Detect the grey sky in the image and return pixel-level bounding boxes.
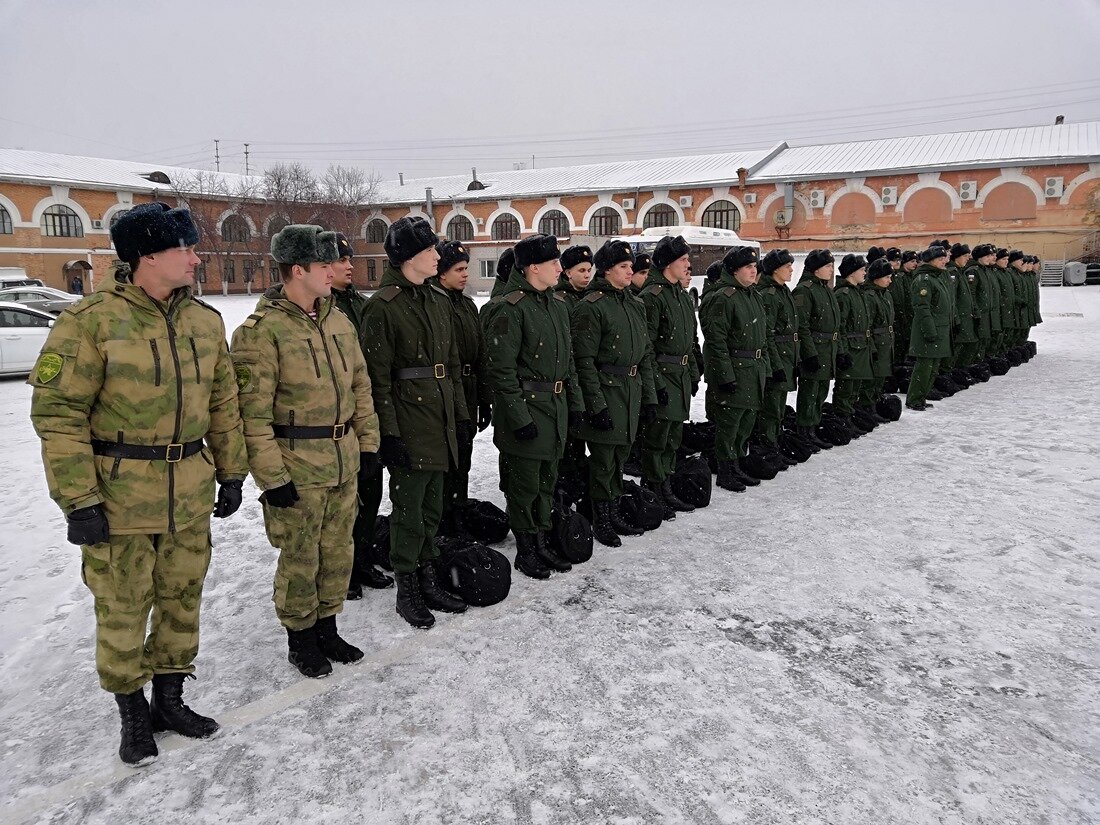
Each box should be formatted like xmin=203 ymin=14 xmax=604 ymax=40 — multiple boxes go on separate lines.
xmin=2 ymin=0 xmax=1098 ymax=182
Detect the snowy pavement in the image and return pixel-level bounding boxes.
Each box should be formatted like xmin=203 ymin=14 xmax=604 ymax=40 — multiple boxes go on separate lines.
xmin=1 ymin=288 xmax=1097 ymax=825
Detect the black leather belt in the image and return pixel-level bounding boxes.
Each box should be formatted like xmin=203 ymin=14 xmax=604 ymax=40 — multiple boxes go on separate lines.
xmin=812 ymin=331 xmax=838 ymax=341
xmin=92 ymin=439 xmax=204 ymax=463
xmin=845 ymin=331 xmax=870 ymax=340
xmin=872 ymin=326 xmax=893 ymax=335
xmin=732 ymin=349 xmax=763 ymax=359
xmin=272 ymin=419 xmax=354 ymax=440
xmin=774 ymin=333 xmax=799 ymax=342
xmin=394 ymin=364 xmax=449 ymax=380
xmin=598 ymin=363 xmax=638 ymax=377
xmin=655 ymin=353 xmax=691 ymax=366
xmin=521 ymin=379 xmax=564 ymax=394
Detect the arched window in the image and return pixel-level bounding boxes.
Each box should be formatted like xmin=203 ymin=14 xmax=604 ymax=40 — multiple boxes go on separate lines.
xmin=538 ymin=209 xmax=571 ymax=239
xmin=642 ymin=203 xmax=676 ymax=229
xmin=221 ymin=214 xmax=251 ymax=243
xmin=491 ymin=213 xmax=520 ymax=241
xmin=0 ymin=206 xmax=12 ymax=235
xmin=267 ymin=216 xmax=289 ymax=237
xmin=700 ymin=200 xmax=741 ymax=232
xmin=589 ymin=206 xmax=621 ymax=236
xmin=109 ymin=209 xmax=130 ymax=230
xmin=448 ymin=215 xmax=475 ymax=242
xmin=41 ymin=204 xmax=83 ymax=238
xmin=365 ymin=218 xmax=388 ymax=244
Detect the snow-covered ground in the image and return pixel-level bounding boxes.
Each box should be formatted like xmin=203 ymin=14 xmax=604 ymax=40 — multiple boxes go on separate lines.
xmin=1 ymin=288 xmax=1097 ymax=825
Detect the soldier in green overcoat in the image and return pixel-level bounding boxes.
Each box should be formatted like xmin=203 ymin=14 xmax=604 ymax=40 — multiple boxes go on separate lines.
xmin=791 ymin=249 xmax=840 ymax=449
xmin=1007 ymin=251 xmax=1030 ymax=350
xmin=553 ymin=244 xmax=593 ymax=489
xmin=701 ymin=245 xmax=772 ymax=491
xmin=484 ymin=234 xmax=583 ymax=574
xmin=330 ymin=233 xmax=393 ymax=597
xmin=638 ymin=235 xmax=699 ymax=512
xmin=890 ymin=250 xmax=919 ymax=368
xmin=628 ymin=253 xmax=651 ymax=297
xmin=905 ymin=246 xmax=954 ymax=410
xmin=966 ymin=244 xmax=999 ymax=363
xmin=859 ymin=258 xmax=897 ymax=407
xmin=752 ymin=248 xmax=799 ymax=452
xmin=992 ymin=248 xmax=1015 ymax=356
xmin=947 ymin=243 xmax=979 ymax=370
xmin=832 ymin=254 xmax=875 ymax=426
xmin=30 ymin=203 xmax=248 ymax=766
xmin=572 ymin=239 xmax=657 ymax=546
xmin=363 ymin=217 xmax=472 ymax=629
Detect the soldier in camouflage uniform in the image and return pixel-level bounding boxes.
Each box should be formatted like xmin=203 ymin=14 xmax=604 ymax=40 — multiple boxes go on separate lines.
xmin=30 ymin=202 xmax=248 ymax=766
xmin=231 ymin=225 xmax=380 ymax=679
xmin=364 ymin=217 xmax=472 ymax=629
xmin=330 ymin=233 xmax=393 ymax=597
xmin=432 ymin=240 xmax=491 ymax=539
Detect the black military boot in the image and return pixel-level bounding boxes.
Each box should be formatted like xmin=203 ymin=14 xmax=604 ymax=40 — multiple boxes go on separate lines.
xmin=660 ymin=479 xmax=695 ymax=513
xmin=535 ymin=531 xmax=573 ymax=572
xmin=514 ymin=532 xmax=553 ymax=578
xmin=927 ymin=387 xmax=945 ymax=401
xmin=394 ymin=571 xmax=436 ymax=628
xmin=610 ymin=498 xmax=645 ymax=536
xmin=800 ymin=425 xmax=832 ymax=450
xmin=716 ymin=461 xmax=746 ymax=492
xmin=114 ymin=689 xmax=158 ymax=767
xmin=591 ymin=501 xmax=622 ymax=547
xmin=643 ymin=480 xmax=676 ymax=521
xmin=149 ymin=673 xmax=220 ymax=739
xmin=731 ymin=459 xmax=760 ymax=487
xmin=859 ymin=404 xmax=889 ymax=425
xmin=418 ymin=562 xmax=469 ymax=612
xmin=348 ymin=561 xmax=394 ymax=600
xmin=314 ymin=614 xmax=365 ymax=663
xmin=286 ymin=626 xmax=333 ymax=677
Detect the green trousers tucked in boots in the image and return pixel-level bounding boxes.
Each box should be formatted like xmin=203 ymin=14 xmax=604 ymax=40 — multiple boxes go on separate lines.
xmin=441 ymin=435 xmax=473 ymax=527
xmin=906 ymin=357 xmax=940 ymax=406
xmin=953 ymin=341 xmax=979 ymax=369
xmin=388 ymin=468 xmax=444 ymax=574
xmin=588 ymin=442 xmax=630 ymax=502
xmin=756 ymin=385 xmax=787 ymax=445
xmin=832 ymin=376 xmax=872 ymax=416
xmin=640 ymin=418 xmax=683 ymax=484
xmin=81 ymin=518 xmax=212 ymax=695
xmin=714 ymin=405 xmax=757 ymax=460
xmin=858 ymin=377 xmax=885 ymax=409
xmin=796 ymin=378 xmax=830 ymax=427
xmin=500 ymin=453 xmax=559 ymax=533
xmin=351 ymin=465 xmax=383 ymax=569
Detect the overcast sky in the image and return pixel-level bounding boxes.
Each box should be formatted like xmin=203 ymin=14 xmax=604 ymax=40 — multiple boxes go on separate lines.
xmin=2 ymin=0 xmax=1098 ymax=182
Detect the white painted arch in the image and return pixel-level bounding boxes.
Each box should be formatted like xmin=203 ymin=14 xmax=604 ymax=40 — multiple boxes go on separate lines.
xmin=823 ymin=180 xmax=884 ymax=218
xmin=31 ymin=195 xmax=95 ymax=234
xmin=974 ymin=169 xmax=1045 ymax=208
xmin=215 ymin=209 xmax=258 ymax=237
xmin=757 ymin=185 xmax=814 ymax=224
xmin=636 ymin=197 xmax=686 ymax=227
xmin=1059 ymin=163 xmax=1100 ymax=206
xmin=438 ymin=207 xmax=479 ymax=238
xmin=693 ymin=193 xmax=747 ymax=228
xmin=360 ymin=213 xmax=391 ymax=240
xmin=484 ymin=205 xmax=526 ymax=238
xmin=0 ymin=192 xmax=23 ymax=226
xmin=896 ymin=174 xmax=962 ymax=213
xmin=531 ymin=202 xmax=578 ymax=234
xmin=581 ymin=199 xmax=631 ymax=233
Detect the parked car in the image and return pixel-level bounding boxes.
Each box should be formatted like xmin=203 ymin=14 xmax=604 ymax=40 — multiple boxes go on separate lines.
xmin=0 ymin=301 xmax=54 ymax=377
xmin=0 ymin=286 xmax=82 ymax=315
xmin=0 ymin=274 xmax=45 ymax=289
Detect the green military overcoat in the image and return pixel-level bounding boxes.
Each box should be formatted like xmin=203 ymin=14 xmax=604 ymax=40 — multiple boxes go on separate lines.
xmin=756 ymin=276 xmax=800 ymax=392
xmin=700 ymin=272 xmax=772 ymax=411
xmin=638 ymin=269 xmax=700 ymax=422
xmin=834 ymin=279 xmax=875 ymax=380
xmin=791 ymin=273 xmax=840 ymax=380
xmin=864 ymin=283 xmax=895 ymax=378
xmin=908 ymin=264 xmax=954 ymax=359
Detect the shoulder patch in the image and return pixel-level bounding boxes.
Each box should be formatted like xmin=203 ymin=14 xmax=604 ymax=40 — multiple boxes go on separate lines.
xmin=234 ymin=363 xmax=252 ymax=392
xmin=376 ymin=285 xmax=402 ymax=302
xmin=34 ymin=352 xmax=64 ymax=384
xmin=505 ymin=291 xmax=526 ymax=306
xmin=488 ymin=294 xmax=506 ymax=305
xmin=191 ymin=296 xmax=221 ymax=316
xmin=640 ymin=283 xmax=663 ymax=296
xmin=428 ymin=283 xmax=449 ymax=298
xmin=241 ymin=309 xmax=271 ymax=329
xmin=583 ymin=292 xmax=603 ymax=303
xmin=722 ymin=287 xmax=738 ymax=297
xmin=65 ymin=293 xmax=107 ymax=315
xmin=552 ymin=291 xmax=566 ymax=302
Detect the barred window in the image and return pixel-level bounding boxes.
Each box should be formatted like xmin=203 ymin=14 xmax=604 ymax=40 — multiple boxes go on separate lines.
xmin=589 ymin=206 xmax=621 ymax=236
xmin=194 ymin=262 xmax=207 ymax=284
xmin=244 ymin=259 xmax=257 ymax=283
xmin=491 ymin=213 xmax=520 ymax=241
xmin=0 ymin=206 xmax=12 ymax=234
xmin=701 ymin=200 xmax=741 ymax=232
xmin=365 ymin=219 xmax=387 ymax=244
xmin=224 ymin=259 xmax=236 ymax=283
xmin=538 ymin=209 xmax=570 ymax=239
xmin=220 ymin=214 xmax=250 ymax=243
xmin=448 ymin=215 xmax=475 ymax=242
xmin=367 ymin=259 xmax=377 ymax=284
xmin=41 ymin=204 xmax=83 ymax=238
xmin=642 ymin=203 xmax=676 ymax=229
xmin=109 ymin=209 xmax=129 ymax=230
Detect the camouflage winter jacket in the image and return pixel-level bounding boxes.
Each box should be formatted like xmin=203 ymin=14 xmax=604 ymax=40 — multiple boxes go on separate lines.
xmin=29 ymin=263 xmax=248 ymax=535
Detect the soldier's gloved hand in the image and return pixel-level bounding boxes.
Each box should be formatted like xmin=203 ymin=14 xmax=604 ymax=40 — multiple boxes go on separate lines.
xmin=358 ymin=452 xmax=380 ymax=484
xmin=263 ymin=481 xmax=300 ymax=509
xmin=656 ymin=387 xmax=670 ymax=407
xmin=456 ymin=420 xmax=475 ymax=449
xmin=800 ymin=355 xmax=822 ymax=374
xmin=513 ymin=422 xmax=538 ymax=441
xmin=66 ymin=504 xmax=109 ymax=546
xmin=379 ymin=435 xmax=412 ymax=469
xmin=588 ymin=409 xmax=613 ymax=430
xmin=836 ymin=353 xmax=853 ymax=371
xmin=213 ymin=480 xmax=243 ymax=519
xmin=691 ymin=380 xmax=700 ymax=397
xmin=477 ymin=404 xmax=493 ymax=432
xmin=770 ymin=368 xmax=786 ymax=384
xmin=568 ymin=410 xmax=585 ymax=431
xmin=640 ymin=404 xmax=658 ymax=425
xmin=719 ymin=381 xmax=737 ymax=394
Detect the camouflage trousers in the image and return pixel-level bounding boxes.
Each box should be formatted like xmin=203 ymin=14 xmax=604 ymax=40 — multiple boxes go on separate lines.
xmin=81 ymin=517 xmax=212 ymax=694
xmin=263 ymin=479 xmax=356 ymax=631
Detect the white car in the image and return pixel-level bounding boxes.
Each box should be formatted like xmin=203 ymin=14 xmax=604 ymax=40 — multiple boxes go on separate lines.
xmin=0 ymin=301 xmax=55 ymax=377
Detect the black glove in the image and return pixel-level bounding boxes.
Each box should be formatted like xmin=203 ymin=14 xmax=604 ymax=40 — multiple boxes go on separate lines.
xmin=456 ymin=420 xmax=474 ymax=449
xmin=719 ymin=381 xmax=737 ymax=394
xmin=263 ymin=481 xmax=299 ymax=509
xmin=691 ymin=380 xmax=700 ymax=397
xmin=568 ymin=410 xmax=585 ymax=431
xmin=514 ymin=422 xmax=538 ymax=441
xmin=588 ymin=409 xmax=613 ymax=430
xmin=656 ymin=387 xmax=670 ymax=406
xmin=769 ymin=368 xmax=786 ymax=384
xmin=379 ymin=435 xmax=412 ymax=469
xmin=477 ymin=404 xmax=492 ymax=432
xmin=836 ymin=353 xmax=853 ymax=371
xmin=800 ymin=355 xmax=822 ymax=374
xmin=358 ymin=451 xmax=380 ymax=484
xmin=640 ymin=404 xmax=658 ymax=424
xmin=213 ymin=479 xmax=243 ymax=519
xmin=67 ymin=504 xmax=109 ymax=546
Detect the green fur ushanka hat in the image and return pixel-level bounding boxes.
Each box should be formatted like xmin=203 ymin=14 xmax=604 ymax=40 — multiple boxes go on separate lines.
xmin=271 ymin=224 xmax=339 ymax=266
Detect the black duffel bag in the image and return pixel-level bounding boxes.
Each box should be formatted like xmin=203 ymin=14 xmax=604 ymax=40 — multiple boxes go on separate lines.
xmin=618 ymin=480 xmax=664 ymax=532
xmin=433 ymin=537 xmax=511 ymax=607
xmin=818 ymin=416 xmax=852 ymax=447
xmin=464 ymin=498 xmax=510 ymax=545
xmin=681 ymin=420 xmax=717 ymax=454
xmin=778 ymin=430 xmax=814 ymax=464
xmin=669 ymin=455 xmax=712 ymax=508
xmin=741 ymin=452 xmax=780 ymax=481
xmin=988 ymin=355 xmax=1010 ymax=376
xmin=550 ymin=494 xmax=593 ymax=564
xmin=371 ymin=514 xmax=392 ymax=570
xmin=893 ymin=364 xmax=913 ymax=393
xmin=875 ymin=394 xmax=903 ymax=422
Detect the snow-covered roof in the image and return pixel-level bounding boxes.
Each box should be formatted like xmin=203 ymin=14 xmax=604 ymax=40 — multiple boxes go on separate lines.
xmin=752 ymin=121 xmax=1100 ymax=182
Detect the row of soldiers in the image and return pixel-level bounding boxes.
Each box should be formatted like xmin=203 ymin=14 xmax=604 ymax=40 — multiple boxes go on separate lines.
xmin=27 ymin=202 xmax=1041 ymax=767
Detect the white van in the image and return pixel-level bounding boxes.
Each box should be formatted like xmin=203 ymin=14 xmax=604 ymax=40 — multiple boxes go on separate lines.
xmin=0 ymin=268 xmax=44 ymax=290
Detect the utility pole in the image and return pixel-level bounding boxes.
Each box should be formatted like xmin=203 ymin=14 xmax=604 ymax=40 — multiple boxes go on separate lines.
xmin=244 ymin=143 xmax=250 ymax=175
xmin=214 ymin=139 xmax=221 ymax=172
xmin=531 ymin=154 xmax=535 ymax=170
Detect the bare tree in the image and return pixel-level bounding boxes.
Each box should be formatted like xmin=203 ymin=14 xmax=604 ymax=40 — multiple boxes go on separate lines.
xmin=263 ymin=162 xmax=320 ymax=225
xmin=317 ymin=164 xmax=383 ymax=237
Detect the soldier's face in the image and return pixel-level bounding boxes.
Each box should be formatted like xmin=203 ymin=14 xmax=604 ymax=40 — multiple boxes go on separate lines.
xmin=997 ymin=259 xmax=1008 ymax=269
xmin=930 ymin=256 xmax=947 ymax=270
xmin=439 ymin=261 xmax=469 ymax=291
xmin=631 ymin=270 xmax=648 ymax=288
xmin=813 ymin=264 xmax=834 ymax=281
xmin=875 ymin=274 xmax=892 ymax=288
xmin=404 ymin=245 xmax=440 ymax=284
xmin=978 ymin=254 xmax=996 ymax=266
xmin=890 ymin=260 xmax=901 ymax=271
xmin=847 ymin=267 xmax=867 ymax=284
xmin=297 ymin=261 xmax=334 ymax=298
xmin=528 ymin=258 xmax=561 ymax=291
xmin=566 ymin=262 xmax=592 ymax=290
xmin=956 ymin=254 xmax=971 ymax=267
xmin=143 ymin=245 xmax=201 ymax=292
xmin=666 ymin=255 xmax=691 ymax=282
xmin=605 ymin=260 xmax=634 ymax=289
xmin=773 ymin=262 xmax=794 ymax=283
xmin=904 ymin=260 xmax=918 ymax=272
xmin=733 ymin=264 xmax=756 ymax=287
xmin=330 ymin=256 xmax=354 ymax=289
